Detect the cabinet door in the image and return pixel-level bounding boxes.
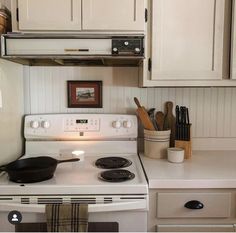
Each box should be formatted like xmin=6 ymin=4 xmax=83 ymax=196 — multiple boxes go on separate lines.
xmin=157 ymin=224 xmax=235 ymax=232
xmin=82 ymin=0 xmax=145 ymax=31
xmin=231 ymin=0 xmax=236 ymax=79
xmin=18 ymin=0 xmax=81 ymax=30
xmin=151 ymin=0 xmax=227 ymax=80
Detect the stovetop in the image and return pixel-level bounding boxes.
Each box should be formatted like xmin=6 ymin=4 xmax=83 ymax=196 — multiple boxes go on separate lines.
xmin=0 ymin=154 xmax=148 ymax=195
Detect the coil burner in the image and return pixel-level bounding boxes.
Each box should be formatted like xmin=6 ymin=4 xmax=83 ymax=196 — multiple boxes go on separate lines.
xmin=95 ymin=157 xmax=132 ymax=169
xmin=99 ymin=169 xmax=135 ymax=182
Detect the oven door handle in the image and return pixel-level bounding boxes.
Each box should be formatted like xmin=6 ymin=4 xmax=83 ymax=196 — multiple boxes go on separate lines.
xmin=0 ymin=200 xmax=147 ymax=213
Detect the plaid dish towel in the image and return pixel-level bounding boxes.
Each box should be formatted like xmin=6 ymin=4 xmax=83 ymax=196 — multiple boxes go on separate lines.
xmin=46 ymin=204 xmax=88 ymax=232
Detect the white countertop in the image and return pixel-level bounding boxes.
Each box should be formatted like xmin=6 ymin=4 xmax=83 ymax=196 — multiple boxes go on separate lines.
xmin=140 ymin=151 xmax=236 ymax=189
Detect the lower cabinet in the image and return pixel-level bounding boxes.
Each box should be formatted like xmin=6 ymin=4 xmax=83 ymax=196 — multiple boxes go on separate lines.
xmin=149 ymin=189 xmax=236 ymax=232
xmin=157 ymin=224 xmax=235 ymax=232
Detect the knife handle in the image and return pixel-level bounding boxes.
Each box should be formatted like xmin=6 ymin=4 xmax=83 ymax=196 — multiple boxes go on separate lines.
xmin=186 ymin=108 xmax=190 ymax=125
xmin=176 ymin=105 xmax=180 ymax=125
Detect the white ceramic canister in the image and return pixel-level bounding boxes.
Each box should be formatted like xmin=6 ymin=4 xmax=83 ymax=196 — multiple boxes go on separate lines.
xmin=167 ymin=147 xmax=185 ymax=163
xmin=144 ymin=129 xmax=171 ymax=159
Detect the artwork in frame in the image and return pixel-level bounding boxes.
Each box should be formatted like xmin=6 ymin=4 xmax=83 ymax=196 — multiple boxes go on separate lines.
xmin=67 ymin=81 xmax=102 ymax=108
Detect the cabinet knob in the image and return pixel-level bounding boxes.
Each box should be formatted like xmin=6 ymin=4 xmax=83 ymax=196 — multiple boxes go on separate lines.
xmin=184 ymin=200 xmax=204 ymax=209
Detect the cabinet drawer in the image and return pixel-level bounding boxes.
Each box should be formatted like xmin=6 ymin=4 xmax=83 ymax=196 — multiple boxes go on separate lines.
xmin=157 ymin=193 xmax=231 ymax=218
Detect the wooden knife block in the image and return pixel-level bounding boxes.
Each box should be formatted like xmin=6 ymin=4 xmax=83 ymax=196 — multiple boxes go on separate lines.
xmin=175 ymin=140 xmax=192 ymax=159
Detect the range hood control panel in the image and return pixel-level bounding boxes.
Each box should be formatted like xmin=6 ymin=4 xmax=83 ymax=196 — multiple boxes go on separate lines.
xmin=112 ymin=37 xmax=143 ymax=56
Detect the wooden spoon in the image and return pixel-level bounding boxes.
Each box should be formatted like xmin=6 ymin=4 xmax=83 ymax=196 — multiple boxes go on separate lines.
xmin=155 ymin=111 xmax=165 ymax=131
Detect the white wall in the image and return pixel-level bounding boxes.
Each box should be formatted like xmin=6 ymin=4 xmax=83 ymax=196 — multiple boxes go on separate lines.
xmin=0 ymin=59 xmax=24 ymax=165
xmin=0 ymin=0 xmax=10 ymax=8
xmin=24 ymin=66 xmax=236 ymax=149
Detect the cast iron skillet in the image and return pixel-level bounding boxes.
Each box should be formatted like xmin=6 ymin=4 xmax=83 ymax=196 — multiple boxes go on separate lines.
xmin=0 ymin=156 xmax=79 ymax=183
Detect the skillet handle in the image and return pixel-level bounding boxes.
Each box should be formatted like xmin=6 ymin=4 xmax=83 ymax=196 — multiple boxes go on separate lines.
xmin=57 ymin=158 xmax=80 ymax=164
xmin=0 ymin=166 xmax=6 ymax=171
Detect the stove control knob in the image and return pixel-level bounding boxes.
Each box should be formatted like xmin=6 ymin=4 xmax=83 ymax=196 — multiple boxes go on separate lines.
xmin=123 ymin=120 xmax=132 ymax=128
xmin=30 ymin=121 xmax=40 ymax=129
xmin=112 ymin=121 xmax=121 ymax=129
xmin=41 ymin=121 xmax=50 ymax=129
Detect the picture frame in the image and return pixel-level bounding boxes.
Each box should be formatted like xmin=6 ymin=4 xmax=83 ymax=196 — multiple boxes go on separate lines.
xmin=67 ymin=81 xmax=102 ymax=108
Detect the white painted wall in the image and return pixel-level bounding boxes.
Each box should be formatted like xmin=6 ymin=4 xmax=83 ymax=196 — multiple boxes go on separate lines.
xmin=24 ymin=66 xmax=236 ymax=141
xmin=0 ymin=0 xmax=10 ymax=9
xmin=0 ymin=59 xmax=24 ymax=166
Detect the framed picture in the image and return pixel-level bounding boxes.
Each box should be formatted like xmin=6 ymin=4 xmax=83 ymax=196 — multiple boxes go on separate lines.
xmin=67 ymin=81 xmax=102 ymax=108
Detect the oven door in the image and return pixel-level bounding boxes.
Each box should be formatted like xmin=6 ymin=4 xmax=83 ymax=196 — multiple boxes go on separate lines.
xmin=0 ymin=200 xmax=148 ymax=232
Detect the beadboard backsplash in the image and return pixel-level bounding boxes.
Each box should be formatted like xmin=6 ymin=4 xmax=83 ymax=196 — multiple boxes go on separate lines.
xmin=24 ymin=66 xmax=236 ymax=139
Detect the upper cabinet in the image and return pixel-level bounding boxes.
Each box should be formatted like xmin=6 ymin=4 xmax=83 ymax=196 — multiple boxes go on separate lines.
xmin=82 ymin=0 xmax=145 ymax=31
xmin=13 ymin=0 xmax=146 ymax=32
xmin=140 ymin=0 xmax=234 ymax=87
xmin=151 ymin=0 xmax=226 ymax=81
xmin=18 ymin=0 xmax=82 ymax=31
xmin=231 ymin=0 xmax=236 ymax=80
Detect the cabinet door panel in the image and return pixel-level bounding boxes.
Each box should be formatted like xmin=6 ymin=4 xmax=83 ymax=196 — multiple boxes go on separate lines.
xmin=231 ymin=0 xmax=236 ymax=79
xmin=82 ymin=0 xmax=145 ymax=31
xmin=157 ymin=192 xmax=231 ymax=218
xmin=157 ymin=224 xmax=235 ymax=232
xmin=18 ymin=0 xmax=81 ymax=30
xmin=151 ymin=0 xmax=225 ymax=80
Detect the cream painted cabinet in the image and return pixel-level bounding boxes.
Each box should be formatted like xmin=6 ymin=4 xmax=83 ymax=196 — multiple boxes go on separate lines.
xmin=15 ymin=0 xmax=145 ymax=32
xmin=231 ymin=0 xmax=236 ymax=79
xmin=82 ymin=0 xmax=145 ymax=31
xmin=140 ymin=0 xmax=232 ymax=87
xmin=151 ymin=0 xmax=228 ymax=81
xmin=18 ymin=0 xmax=82 ymax=31
xmin=148 ymin=189 xmax=236 ymax=232
xmin=157 ymin=224 xmax=235 ymax=232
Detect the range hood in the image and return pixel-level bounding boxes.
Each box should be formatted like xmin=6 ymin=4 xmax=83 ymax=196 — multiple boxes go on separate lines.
xmin=1 ymin=34 xmax=144 ymax=66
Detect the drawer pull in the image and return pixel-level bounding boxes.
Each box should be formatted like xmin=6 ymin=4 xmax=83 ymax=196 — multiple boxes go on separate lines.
xmin=184 ymin=200 xmax=204 ymax=209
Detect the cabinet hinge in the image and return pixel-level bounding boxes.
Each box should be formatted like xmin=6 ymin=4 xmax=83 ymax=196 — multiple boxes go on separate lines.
xmin=16 ymin=8 xmax=19 ymax=22
xmin=145 ymin=8 xmax=148 ymax=22
xmin=148 ymin=58 xmax=152 ymax=71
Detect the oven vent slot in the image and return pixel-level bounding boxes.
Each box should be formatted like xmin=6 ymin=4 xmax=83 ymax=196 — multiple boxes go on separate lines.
xmin=0 ymin=198 xmax=13 ymax=201
xmin=21 ymin=198 xmax=30 ymax=204
xmin=37 ymin=198 xmax=63 ymax=204
xmin=104 ymin=198 xmax=112 ymax=203
xmin=70 ymin=198 xmax=96 ymax=204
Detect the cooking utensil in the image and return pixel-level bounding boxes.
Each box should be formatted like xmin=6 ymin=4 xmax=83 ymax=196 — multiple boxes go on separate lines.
xmin=134 ymin=97 xmax=155 ymax=130
xmin=163 ymin=101 xmax=176 ymax=146
xmin=0 ymin=156 xmax=79 ymax=183
xmin=147 ymin=108 xmax=158 ymax=130
xmin=163 ymin=102 xmax=175 ymax=129
xmin=155 ymin=111 xmax=165 ymax=131
xmin=175 ymin=105 xmax=180 ymax=140
xmin=175 ymin=106 xmax=191 ymax=141
xmin=186 ymin=108 xmax=190 ymax=140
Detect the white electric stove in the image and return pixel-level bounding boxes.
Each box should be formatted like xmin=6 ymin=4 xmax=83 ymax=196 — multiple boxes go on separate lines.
xmin=0 ymin=114 xmax=148 ymax=232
